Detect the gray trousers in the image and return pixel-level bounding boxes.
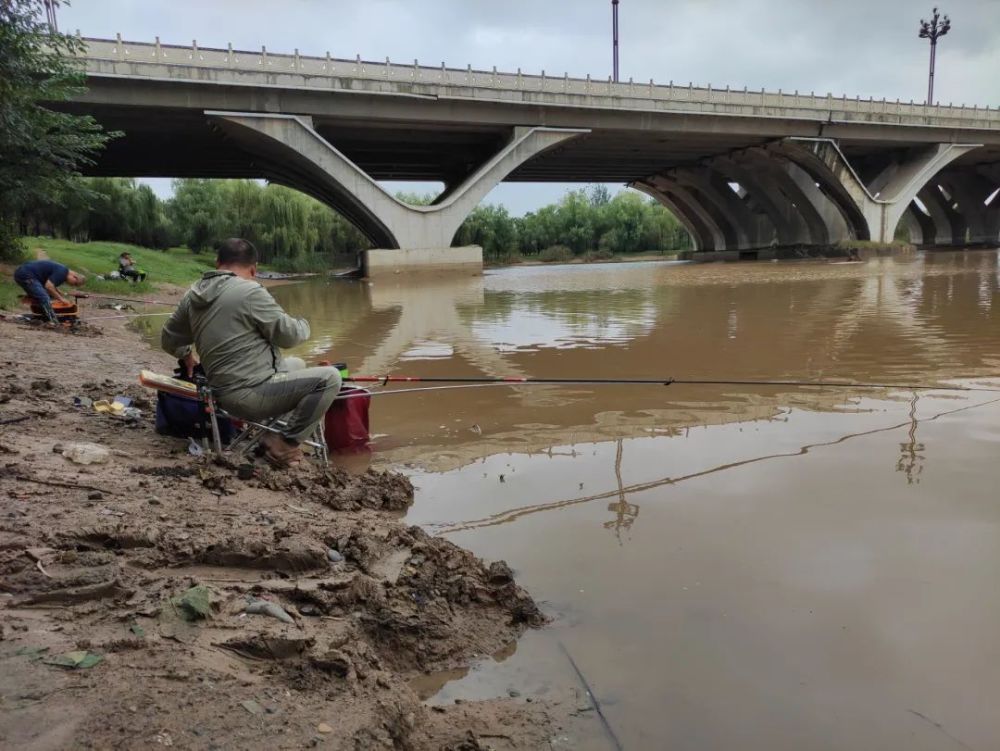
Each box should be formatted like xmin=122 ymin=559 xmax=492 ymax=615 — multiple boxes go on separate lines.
xmin=217 ymin=357 xmax=342 ymax=443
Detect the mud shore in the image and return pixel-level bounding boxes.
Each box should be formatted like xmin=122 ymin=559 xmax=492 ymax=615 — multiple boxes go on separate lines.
xmin=0 ymin=296 xmax=560 ymax=749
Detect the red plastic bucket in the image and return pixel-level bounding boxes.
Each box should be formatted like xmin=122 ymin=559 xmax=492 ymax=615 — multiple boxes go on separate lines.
xmin=324 ymin=386 xmax=371 ymax=452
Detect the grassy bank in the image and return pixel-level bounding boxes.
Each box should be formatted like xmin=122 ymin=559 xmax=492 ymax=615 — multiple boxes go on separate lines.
xmin=486 ymin=248 xmax=680 ymax=268
xmin=0 ymin=238 xmax=216 ymax=310
xmin=29 ymin=237 xmax=215 ymax=288
xmin=835 ymin=239 xmax=918 ymax=255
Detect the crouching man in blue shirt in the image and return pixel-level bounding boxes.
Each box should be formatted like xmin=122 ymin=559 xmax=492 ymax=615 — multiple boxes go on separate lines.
xmin=13 ymin=260 xmax=86 ymax=324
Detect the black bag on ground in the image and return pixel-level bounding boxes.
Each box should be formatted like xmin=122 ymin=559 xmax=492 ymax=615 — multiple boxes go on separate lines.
xmin=154 ymin=362 xmax=235 ymax=443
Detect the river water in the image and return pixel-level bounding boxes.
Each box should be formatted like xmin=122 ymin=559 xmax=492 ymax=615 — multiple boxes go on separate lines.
xmin=272 ymin=251 xmax=1000 ymax=749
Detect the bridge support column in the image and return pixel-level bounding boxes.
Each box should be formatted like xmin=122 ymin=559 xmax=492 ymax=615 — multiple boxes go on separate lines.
xmin=775 ymin=138 xmax=981 ymax=243
xmin=899 ymin=207 xmax=927 ymax=245
xmin=713 ymin=157 xmax=811 ymax=246
xmin=673 ymin=167 xmax=779 ymax=249
xmin=736 ymin=153 xmax=836 ymax=245
xmin=916 ymin=184 xmax=967 ymax=245
xmin=938 ymin=172 xmax=1000 ymax=245
xmin=208 ymin=111 xmax=587 ymax=275
xmin=633 ymin=176 xmax=727 ymax=251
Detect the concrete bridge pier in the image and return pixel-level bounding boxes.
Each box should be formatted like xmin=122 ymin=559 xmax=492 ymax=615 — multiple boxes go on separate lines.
xmin=208 ymin=111 xmax=587 ymax=276
xmin=633 ymin=176 xmax=726 ymax=251
xmin=916 ymin=184 xmax=967 ymax=245
xmin=712 ymin=157 xmax=811 ymax=246
xmin=733 ymin=156 xmax=833 ymax=246
xmin=638 ymin=138 xmax=992 ymax=259
xmin=765 ymin=141 xmax=871 ymax=243
xmin=778 ymin=139 xmax=983 ymax=244
xmin=937 ymin=172 xmax=1000 ymax=245
xmin=673 ymin=167 xmax=778 ymax=249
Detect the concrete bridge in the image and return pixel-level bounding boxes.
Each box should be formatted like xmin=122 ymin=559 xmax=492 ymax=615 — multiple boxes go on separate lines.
xmin=61 ymin=36 xmax=1000 ymax=270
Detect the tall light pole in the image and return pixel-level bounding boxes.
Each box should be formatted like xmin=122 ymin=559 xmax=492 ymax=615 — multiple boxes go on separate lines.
xmin=43 ymin=0 xmax=59 ymax=32
xmin=919 ymin=7 xmax=950 ymax=105
xmin=612 ymin=0 xmax=620 ymax=83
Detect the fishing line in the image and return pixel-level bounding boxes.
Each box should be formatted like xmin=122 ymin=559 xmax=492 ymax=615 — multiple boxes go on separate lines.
xmin=73 ymin=292 xmax=177 ymax=307
xmin=335 ymin=383 xmax=518 ymax=400
xmin=346 ymin=374 xmax=1000 ymax=394
xmin=85 ymin=312 xmax=174 ymax=321
xmin=559 ymin=641 xmax=624 ymax=751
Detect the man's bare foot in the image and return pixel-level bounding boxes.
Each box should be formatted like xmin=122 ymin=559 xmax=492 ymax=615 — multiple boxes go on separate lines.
xmin=261 ymin=432 xmax=303 ymax=467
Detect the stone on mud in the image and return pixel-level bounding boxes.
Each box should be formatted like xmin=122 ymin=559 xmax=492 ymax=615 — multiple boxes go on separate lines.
xmin=61 ymin=442 xmax=110 ymax=465
xmin=168 ymin=584 xmax=216 ymax=621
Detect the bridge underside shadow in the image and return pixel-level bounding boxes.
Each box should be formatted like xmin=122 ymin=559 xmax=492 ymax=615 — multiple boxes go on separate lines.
xmin=634 ymin=139 xmax=998 ymax=254
xmin=61 ymin=99 xmax=1000 ymax=262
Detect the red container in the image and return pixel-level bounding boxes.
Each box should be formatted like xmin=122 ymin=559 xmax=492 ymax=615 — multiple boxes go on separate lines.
xmin=324 ymin=386 xmax=371 ymax=452
xmin=29 ymin=299 xmax=78 ymax=321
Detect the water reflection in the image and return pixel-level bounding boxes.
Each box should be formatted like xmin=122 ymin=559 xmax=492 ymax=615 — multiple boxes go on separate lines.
xmin=258 ymin=253 xmax=1000 ymax=749
xmin=896 ymin=393 xmax=926 ymax=485
xmin=423 ymin=391 xmax=1000 ymax=537
xmin=269 ymin=252 xmax=1000 ymax=471
xmin=603 ymin=440 xmax=639 ymax=543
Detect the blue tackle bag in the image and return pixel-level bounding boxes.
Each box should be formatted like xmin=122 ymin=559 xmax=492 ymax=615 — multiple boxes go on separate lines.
xmin=154 ymin=364 xmax=235 ymax=443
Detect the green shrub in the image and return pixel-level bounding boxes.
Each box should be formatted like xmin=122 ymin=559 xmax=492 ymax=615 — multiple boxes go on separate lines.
xmin=0 ymin=224 xmax=26 ymax=263
xmin=582 ymin=248 xmax=614 ymax=262
xmin=538 ymin=245 xmax=574 ymax=263
xmin=0 ymin=279 xmax=23 ymax=311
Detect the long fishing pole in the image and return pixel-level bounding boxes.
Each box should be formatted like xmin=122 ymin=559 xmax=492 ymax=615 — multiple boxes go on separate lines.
xmin=85 ymin=312 xmax=174 ymax=321
xmin=73 ymin=292 xmax=176 ymax=307
xmin=346 ymin=374 xmax=1000 ymax=394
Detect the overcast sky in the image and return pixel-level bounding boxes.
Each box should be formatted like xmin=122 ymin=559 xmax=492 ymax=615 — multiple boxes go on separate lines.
xmin=61 ymin=0 xmax=1000 ymax=214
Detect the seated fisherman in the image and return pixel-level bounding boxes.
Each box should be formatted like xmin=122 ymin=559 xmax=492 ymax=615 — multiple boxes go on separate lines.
xmin=13 ymin=259 xmax=86 ymax=324
xmin=160 ymin=238 xmax=341 ymax=466
xmin=118 ymin=252 xmax=146 ymax=282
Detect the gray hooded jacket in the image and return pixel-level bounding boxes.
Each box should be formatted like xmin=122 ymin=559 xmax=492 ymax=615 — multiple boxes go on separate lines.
xmin=161 ymin=271 xmax=310 ymax=394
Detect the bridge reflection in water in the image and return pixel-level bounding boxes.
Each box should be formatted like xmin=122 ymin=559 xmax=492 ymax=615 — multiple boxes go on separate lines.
xmin=275 ymin=251 xmax=1000 ymax=470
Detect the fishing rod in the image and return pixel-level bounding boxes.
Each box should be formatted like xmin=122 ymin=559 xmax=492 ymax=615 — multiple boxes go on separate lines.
xmin=346 ymin=374 xmax=1000 ymax=394
xmin=85 ymin=312 xmax=174 ymax=321
xmin=73 ymin=292 xmax=176 ymax=307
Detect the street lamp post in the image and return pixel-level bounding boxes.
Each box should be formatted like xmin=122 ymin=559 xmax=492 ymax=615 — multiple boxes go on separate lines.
xmin=612 ymin=0 xmax=620 ymax=83
xmin=42 ymin=0 xmax=59 ymax=32
xmin=918 ymin=7 xmax=951 ymax=105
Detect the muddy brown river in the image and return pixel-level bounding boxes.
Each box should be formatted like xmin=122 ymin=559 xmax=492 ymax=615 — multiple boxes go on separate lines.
xmin=273 ymin=251 xmax=999 ymax=749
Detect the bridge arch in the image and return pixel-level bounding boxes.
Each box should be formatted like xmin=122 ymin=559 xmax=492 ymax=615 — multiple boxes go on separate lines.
xmin=766 ymin=140 xmax=872 ymax=242
xmin=632 ymin=178 xmax=719 ymax=251
xmin=210 ymin=112 xmax=586 ymax=251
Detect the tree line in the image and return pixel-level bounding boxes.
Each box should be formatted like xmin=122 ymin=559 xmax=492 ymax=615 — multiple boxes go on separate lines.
xmin=0 ymin=0 xmax=113 ymax=261
xmin=17 ymin=178 xmax=691 ymax=269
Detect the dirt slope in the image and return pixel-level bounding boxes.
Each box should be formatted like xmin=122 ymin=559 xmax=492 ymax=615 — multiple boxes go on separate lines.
xmin=0 ymin=310 xmax=566 ymax=750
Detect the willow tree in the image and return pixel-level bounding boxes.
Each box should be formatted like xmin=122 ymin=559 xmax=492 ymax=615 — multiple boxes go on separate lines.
xmin=0 ymin=0 xmax=115 ymax=260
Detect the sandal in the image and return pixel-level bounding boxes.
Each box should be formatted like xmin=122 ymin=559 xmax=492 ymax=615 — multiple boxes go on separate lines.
xmin=261 ymin=432 xmax=303 ymax=468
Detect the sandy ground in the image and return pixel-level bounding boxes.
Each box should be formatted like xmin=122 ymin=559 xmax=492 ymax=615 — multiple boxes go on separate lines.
xmin=0 ymin=296 xmax=569 ymax=750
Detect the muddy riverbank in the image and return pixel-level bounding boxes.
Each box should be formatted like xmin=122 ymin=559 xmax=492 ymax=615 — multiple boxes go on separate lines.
xmin=0 ymin=309 xmax=568 ymax=749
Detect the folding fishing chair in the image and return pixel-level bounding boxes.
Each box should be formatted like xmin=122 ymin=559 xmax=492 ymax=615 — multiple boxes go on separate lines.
xmin=139 ymin=370 xmax=328 ymax=465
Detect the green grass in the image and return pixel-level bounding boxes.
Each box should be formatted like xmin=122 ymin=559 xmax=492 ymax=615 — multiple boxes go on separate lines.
xmin=23 ymin=238 xmax=216 ymax=292
xmin=1 ymin=238 xmax=215 ymax=310
xmin=0 ymin=279 xmax=21 ymax=311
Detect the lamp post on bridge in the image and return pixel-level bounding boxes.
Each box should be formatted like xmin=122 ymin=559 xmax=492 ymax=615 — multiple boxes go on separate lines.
xmin=612 ymin=0 xmax=620 ymax=83
xmin=918 ymin=6 xmax=950 ymax=105
xmin=41 ymin=0 xmax=59 ymax=32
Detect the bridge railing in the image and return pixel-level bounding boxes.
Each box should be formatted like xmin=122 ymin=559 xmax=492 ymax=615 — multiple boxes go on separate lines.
xmin=77 ymin=37 xmax=1000 ymax=129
